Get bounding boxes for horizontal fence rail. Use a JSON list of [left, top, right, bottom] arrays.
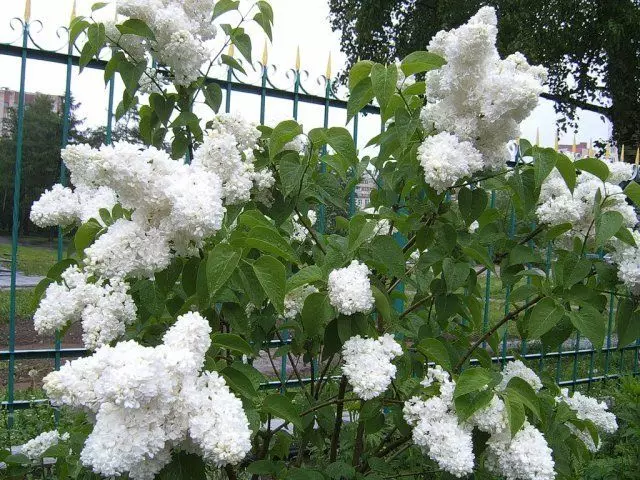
[[1, 16, 639, 426]]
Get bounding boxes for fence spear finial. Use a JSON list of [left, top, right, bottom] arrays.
[[605, 142, 611, 158], [554, 132, 559, 151], [71, 0, 77, 21], [620, 144, 625, 162], [535, 127, 539, 147], [635, 147, 639, 166], [262, 40, 268, 66], [228, 43, 235, 57], [24, 0, 31, 22], [572, 134, 577, 155], [326, 51, 332, 79], [295, 46, 301, 71]]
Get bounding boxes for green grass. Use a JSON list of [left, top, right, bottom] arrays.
[[0, 287, 37, 322], [0, 242, 58, 277]]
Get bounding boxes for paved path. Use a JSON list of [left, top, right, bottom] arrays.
[[0, 266, 44, 289]]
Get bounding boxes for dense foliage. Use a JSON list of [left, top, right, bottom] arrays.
[[328, 0, 640, 149], [2, 1, 640, 480]]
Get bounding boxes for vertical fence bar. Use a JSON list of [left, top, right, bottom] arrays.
[[225, 62, 232, 114], [604, 293, 615, 381], [349, 113, 358, 216], [7, 18, 30, 429], [259, 62, 267, 125], [571, 332, 581, 391], [539, 242, 553, 374], [481, 191, 496, 348], [501, 207, 516, 368]]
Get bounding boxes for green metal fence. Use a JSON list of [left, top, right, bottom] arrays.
[[1, 10, 638, 431]]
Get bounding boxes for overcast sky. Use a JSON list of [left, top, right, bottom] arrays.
[[0, 0, 611, 150]]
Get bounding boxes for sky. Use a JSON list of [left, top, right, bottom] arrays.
[[0, 0, 612, 150]]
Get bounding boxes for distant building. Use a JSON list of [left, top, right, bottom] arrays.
[[354, 172, 376, 210], [0, 87, 64, 127]]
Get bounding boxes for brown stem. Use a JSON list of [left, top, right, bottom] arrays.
[[352, 401, 366, 467], [314, 354, 335, 398], [376, 434, 412, 459], [275, 331, 313, 402], [329, 376, 348, 462], [224, 464, 237, 480], [454, 295, 544, 372], [399, 294, 433, 319], [294, 206, 326, 254], [265, 347, 287, 390], [299, 395, 354, 417], [476, 224, 546, 276]]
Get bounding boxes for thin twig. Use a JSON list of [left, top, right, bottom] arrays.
[[329, 376, 348, 462], [294, 206, 326, 254], [399, 294, 433, 319], [454, 295, 544, 372], [275, 331, 313, 402], [314, 354, 335, 398]]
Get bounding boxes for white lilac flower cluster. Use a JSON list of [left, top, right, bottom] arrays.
[[537, 168, 637, 248], [21, 430, 70, 460], [417, 132, 483, 193], [43, 312, 251, 479], [33, 266, 136, 350], [116, 0, 218, 86], [403, 366, 475, 477], [342, 334, 402, 400], [283, 134, 309, 154], [395, 61, 416, 90], [327, 260, 375, 315], [610, 230, 640, 293], [30, 184, 117, 228], [283, 284, 319, 319], [555, 388, 618, 451], [193, 112, 274, 205], [497, 359, 543, 392], [417, 7, 547, 190], [292, 209, 317, 242]]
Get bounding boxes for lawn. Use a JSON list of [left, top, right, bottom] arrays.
[[0, 241, 58, 277], [0, 288, 37, 322]]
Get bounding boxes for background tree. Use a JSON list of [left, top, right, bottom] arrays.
[[82, 109, 142, 148], [328, 0, 640, 153], [0, 94, 83, 235]]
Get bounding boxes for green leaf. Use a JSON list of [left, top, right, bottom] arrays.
[[348, 60, 374, 89], [245, 226, 298, 263], [454, 367, 498, 398], [74, 220, 102, 254], [286, 265, 324, 292], [369, 235, 405, 277], [614, 226, 637, 247], [203, 83, 222, 112], [221, 365, 258, 399], [525, 297, 564, 339], [562, 255, 592, 287], [211, 333, 254, 356], [231, 30, 252, 63], [555, 153, 577, 193], [348, 215, 376, 253], [504, 390, 526, 436], [346, 77, 373, 124], [325, 461, 356, 480], [529, 147, 558, 188], [253, 255, 286, 314], [286, 468, 325, 480], [69, 18, 89, 47], [371, 286, 392, 322], [221, 53, 246, 74], [262, 394, 303, 429], [595, 210, 624, 248], [574, 157, 610, 182], [270, 120, 303, 159], [279, 155, 308, 198], [302, 292, 335, 337], [213, 0, 240, 19], [400, 51, 446, 76], [416, 338, 451, 371], [569, 304, 606, 348], [455, 389, 494, 422], [616, 300, 640, 347], [504, 377, 540, 419], [325, 127, 358, 165], [458, 187, 488, 225], [206, 243, 241, 297], [247, 460, 286, 476], [545, 222, 573, 242], [117, 18, 156, 40], [46, 258, 78, 280], [370, 63, 397, 112], [623, 181, 640, 205], [442, 258, 470, 293]]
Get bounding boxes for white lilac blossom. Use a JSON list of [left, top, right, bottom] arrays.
[[117, 0, 216, 86], [497, 359, 543, 392], [283, 284, 319, 319], [283, 134, 309, 154], [485, 423, 555, 480], [468, 220, 479, 233], [193, 114, 271, 205], [469, 395, 508, 434], [84, 218, 172, 279], [21, 430, 70, 460], [342, 334, 402, 400], [537, 170, 637, 244], [403, 366, 475, 477], [33, 266, 137, 350], [422, 7, 547, 169], [292, 210, 318, 242], [555, 388, 618, 452], [610, 230, 640, 293], [43, 312, 251, 479], [395, 62, 416, 89], [417, 132, 483, 192], [327, 260, 375, 315]]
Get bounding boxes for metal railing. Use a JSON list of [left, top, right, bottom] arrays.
[[1, 10, 638, 430]]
